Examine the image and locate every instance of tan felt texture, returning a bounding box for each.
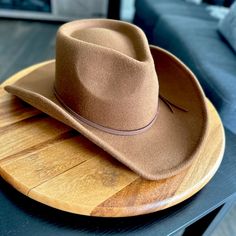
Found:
[0,64,225,217]
[4,19,210,180]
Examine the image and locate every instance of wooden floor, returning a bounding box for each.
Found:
[0,18,235,235]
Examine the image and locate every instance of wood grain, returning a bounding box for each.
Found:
[0,63,225,217]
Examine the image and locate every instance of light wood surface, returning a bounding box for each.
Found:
[0,62,225,217]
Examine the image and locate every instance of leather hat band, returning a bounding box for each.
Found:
[54,87,158,136]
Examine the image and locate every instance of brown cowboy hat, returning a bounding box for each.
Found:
[4,19,208,180]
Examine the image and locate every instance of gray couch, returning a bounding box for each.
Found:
[134,0,236,133]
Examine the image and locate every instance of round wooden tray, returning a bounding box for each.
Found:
[0,62,225,217]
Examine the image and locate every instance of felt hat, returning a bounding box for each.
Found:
[4,19,208,180]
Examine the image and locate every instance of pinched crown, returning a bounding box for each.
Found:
[54,19,159,134]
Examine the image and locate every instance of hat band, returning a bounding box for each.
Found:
[54,87,158,136]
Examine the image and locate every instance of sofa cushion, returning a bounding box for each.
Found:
[134,0,216,42]
[153,14,236,132]
[218,2,236,52]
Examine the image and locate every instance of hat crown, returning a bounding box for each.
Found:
[54,19,159,132]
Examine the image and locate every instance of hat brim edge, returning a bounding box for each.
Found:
[4,46,210,180]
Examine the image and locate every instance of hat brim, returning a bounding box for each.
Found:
[4,46,208,180]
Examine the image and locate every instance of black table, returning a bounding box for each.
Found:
[0,19,236,236]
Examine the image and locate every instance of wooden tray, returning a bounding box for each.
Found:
[0,63,225,217]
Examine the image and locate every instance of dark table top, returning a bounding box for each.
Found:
[0,19,236,236]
